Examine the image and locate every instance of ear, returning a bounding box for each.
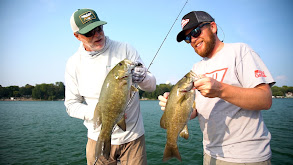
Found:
[210,22,218,34]
[74,32,81,41]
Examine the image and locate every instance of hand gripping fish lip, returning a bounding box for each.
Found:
[179,70,198,92]
[190,70,200,82]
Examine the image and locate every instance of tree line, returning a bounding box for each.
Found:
[139,83,174,99]
[271,85,293,97]
[0,82,65,100]
[140,85,293,99]
[0,82,292,101]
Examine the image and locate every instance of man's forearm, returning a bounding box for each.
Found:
[219,83,272,110]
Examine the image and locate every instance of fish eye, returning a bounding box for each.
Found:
[119,62,123,66]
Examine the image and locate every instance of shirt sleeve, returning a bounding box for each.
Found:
[125,43,157,92]
[138,72,156,92]
[236,44,275,88]
[64,57,95,120]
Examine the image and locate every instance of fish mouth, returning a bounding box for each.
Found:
[119,75,130,80]
[123,60,136,71]
[179,71,199,92]
[179,83,194,92]
[189,70,199,80]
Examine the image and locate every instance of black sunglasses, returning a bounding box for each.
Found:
[82,25,103,37]
[184,23,210,43]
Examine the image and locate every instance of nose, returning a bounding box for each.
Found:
[190,35,199,43]
[93,29,103,37]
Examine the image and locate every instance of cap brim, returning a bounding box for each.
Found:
[176,30,186,42]
[78,21,107,34]
[176,22,201,42]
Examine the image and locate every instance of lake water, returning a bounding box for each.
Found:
[0,99,292,165]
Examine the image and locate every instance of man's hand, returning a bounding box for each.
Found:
[194,75,272,110]
[132,62,147,83]
[158,92,169,111]
[193,75,223,98]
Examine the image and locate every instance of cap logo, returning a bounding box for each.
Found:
[79,11,96,24]
[181,19,189,28]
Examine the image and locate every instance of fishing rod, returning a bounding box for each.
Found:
[126,0,189,109]
[122,0,189,131]
[147,0,189,70]
[128,0,189,112]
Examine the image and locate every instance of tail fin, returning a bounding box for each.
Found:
[162,144,182,162]
[95,138,111,160]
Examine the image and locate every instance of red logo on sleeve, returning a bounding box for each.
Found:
[255,70,267,78]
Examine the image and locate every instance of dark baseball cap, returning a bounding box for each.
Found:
[176,11,214,42]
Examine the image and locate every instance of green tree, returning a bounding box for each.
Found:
[272,86,284,96]
[140,83,173,99]
[54,82,65,99]
[8,86,20,97]
[32,82,65,100]
[0,85,9,98]
[19,84,34,98]
[32,83,51,100]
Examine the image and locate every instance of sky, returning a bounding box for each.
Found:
[0,0,292,87]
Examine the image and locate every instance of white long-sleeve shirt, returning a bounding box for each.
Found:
[64,37,156,144]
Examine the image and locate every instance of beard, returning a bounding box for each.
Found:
[194,29,216,58]
[84,38,105,51]
[81,33,106,51]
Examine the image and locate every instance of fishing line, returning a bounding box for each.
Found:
[118,0,190,133]
[217,24,225,42]
[147,0,189,70]
[124,0,189,131]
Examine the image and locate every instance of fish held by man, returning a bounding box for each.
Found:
[160,70,197,162]
[93,59,138,160]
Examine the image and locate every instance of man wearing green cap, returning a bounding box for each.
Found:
[65,8,156,165]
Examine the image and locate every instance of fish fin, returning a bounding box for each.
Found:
[96,138,111,160]
[179,125,189,140]
[177,95,186,105]
[93,104,102,129]
[162,143,182,162]
[192,101,196,110]
[160,111,167,129]
[117,116,127,131]
[131,85,139,92]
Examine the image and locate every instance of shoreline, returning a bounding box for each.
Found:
[1,97,292,101]
[0,98,64,101]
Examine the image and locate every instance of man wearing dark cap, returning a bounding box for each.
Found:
[65,8,156,165]
[159,11,274,164]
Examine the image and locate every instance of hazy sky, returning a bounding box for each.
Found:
[1,0,292,87]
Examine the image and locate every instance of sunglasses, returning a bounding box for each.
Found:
[82,25,103,37]
[184,23,210,43]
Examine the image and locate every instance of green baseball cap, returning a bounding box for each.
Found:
[70,8,107,34]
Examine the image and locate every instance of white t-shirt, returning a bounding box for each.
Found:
[64,37,156,145]
[192,43,275,163]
